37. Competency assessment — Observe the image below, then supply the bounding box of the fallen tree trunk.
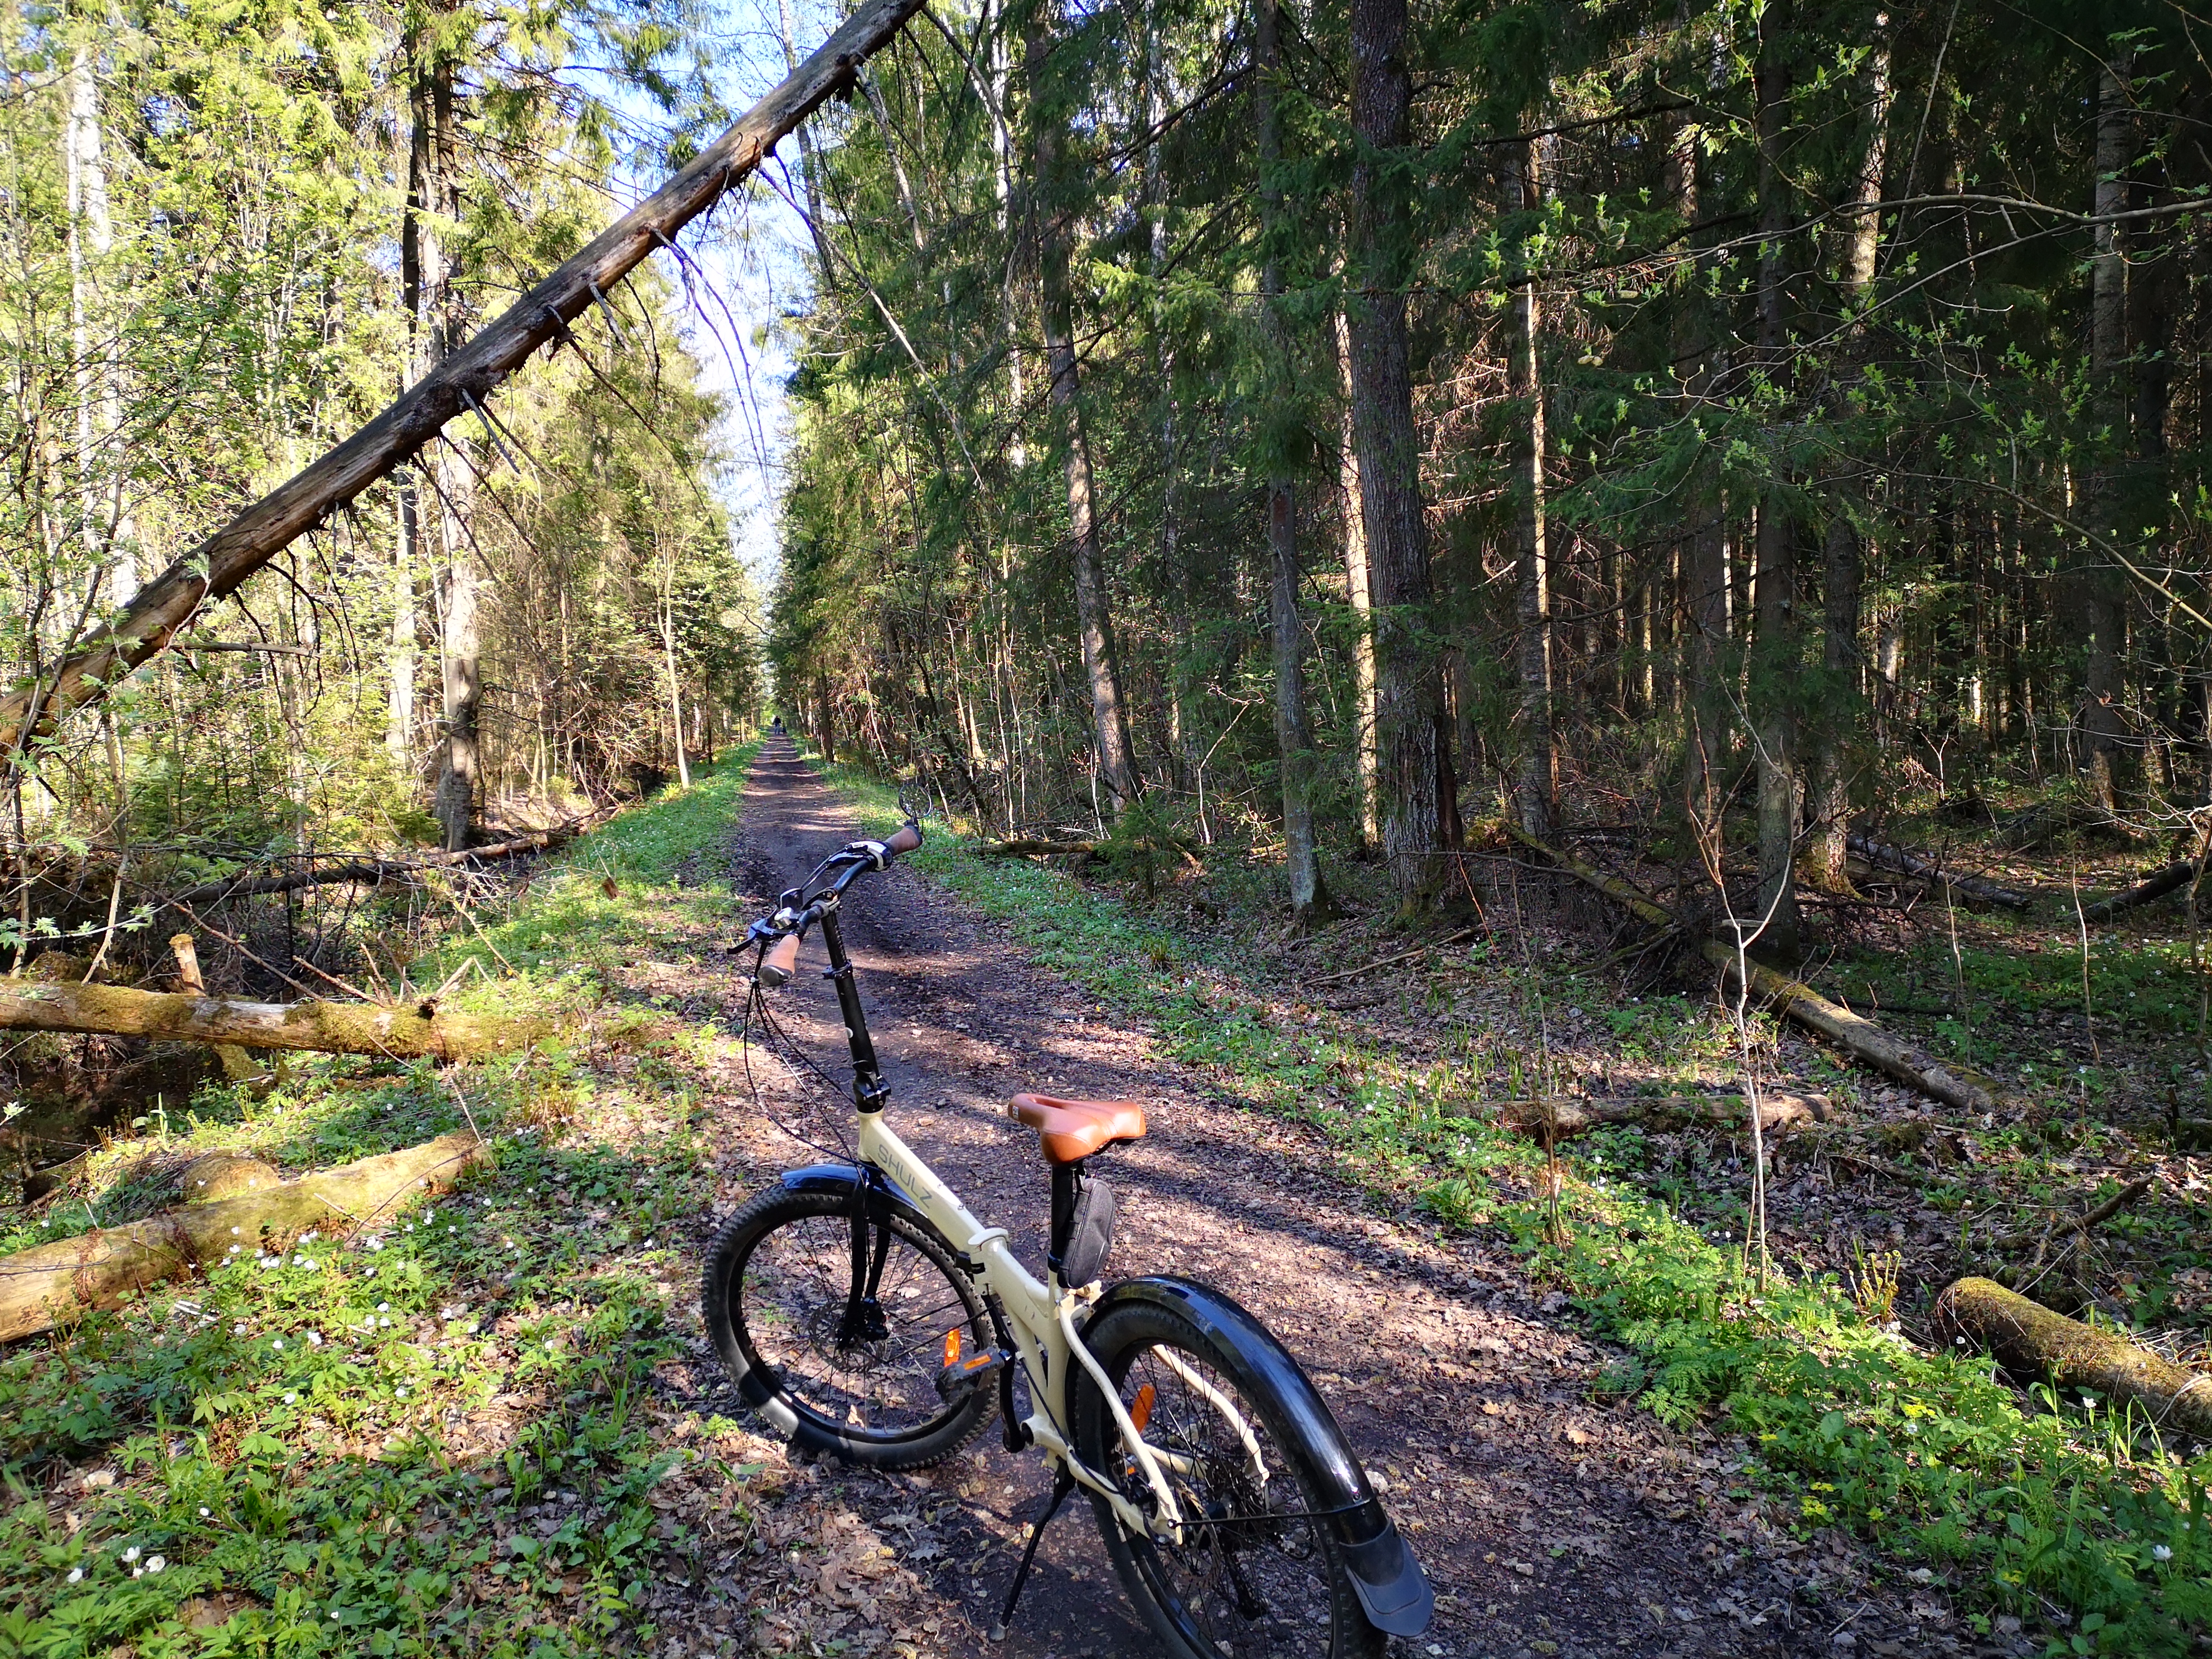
[173,809,617,906]
[2081,861,2198,923]
[0,0,926,759]
[1493,1092,1830,1139]
[1845,834,2032,909]
[978,838,1106,857]
[0,980,542,1059]
[1504,824,2000,1112]
[1933,1276,2212,1440]
[0,1132,485,1341]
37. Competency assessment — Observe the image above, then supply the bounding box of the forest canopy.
[767,0,2205,946]
[3,0,765,942]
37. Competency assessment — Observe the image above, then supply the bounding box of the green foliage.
[865,807,2212,1650]
[0,741,763,1655]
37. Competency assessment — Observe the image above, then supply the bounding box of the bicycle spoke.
[730,1205,979,1440]
[1114,1340,1338,1657]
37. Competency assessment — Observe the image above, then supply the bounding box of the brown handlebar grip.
[758,932,802,987]
[883,822,923,857]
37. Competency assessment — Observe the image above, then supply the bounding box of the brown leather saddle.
[1007,1092,1147,1165]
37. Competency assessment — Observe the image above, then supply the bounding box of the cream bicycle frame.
[855,1109,1191,1542]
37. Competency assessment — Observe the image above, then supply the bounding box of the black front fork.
[821,905,892,1343]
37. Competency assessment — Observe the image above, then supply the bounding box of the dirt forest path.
[682,739,1976,1659]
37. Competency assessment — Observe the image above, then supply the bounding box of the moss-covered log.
[1933,1277,2212,1440]
[0,1132,486,1341]
[0,979,543,1059]
[1493,1092,1829,1139]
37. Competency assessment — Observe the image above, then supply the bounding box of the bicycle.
[702,814,1433,1656]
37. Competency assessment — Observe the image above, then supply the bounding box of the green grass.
[0,748,763,1657]
[809,746,2212,1653]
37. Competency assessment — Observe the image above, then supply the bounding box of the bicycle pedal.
[935,1331,1009,1405]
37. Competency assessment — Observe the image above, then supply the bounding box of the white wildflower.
[306,1331,322,1346]
[65,1567,82,1583]
[120,1546,139,1563]
[145,1556,164,1574]
[2156,1545,2174,1561]
[198,1507,210,1517]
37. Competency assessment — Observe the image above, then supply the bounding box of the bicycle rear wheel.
[701,1183,995,1470]
[1071,1294,1386,1659]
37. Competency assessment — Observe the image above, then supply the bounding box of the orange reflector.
[943,1328,962,1368]
[1129,1382,1156,1433]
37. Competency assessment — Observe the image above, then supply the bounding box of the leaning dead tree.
[1506,825,2001,1112]
[0,0,927,762]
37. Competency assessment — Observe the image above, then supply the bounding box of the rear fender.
[1083,1275,1434,1638]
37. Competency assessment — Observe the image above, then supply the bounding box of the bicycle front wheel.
[701,1183,995,1470]
[1071,1293,1386,1659]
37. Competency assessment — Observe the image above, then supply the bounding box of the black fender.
[1081,1275,1434,1638]
[778,1161,945,1249]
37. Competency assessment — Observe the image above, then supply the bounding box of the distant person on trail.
[770,715,784,735]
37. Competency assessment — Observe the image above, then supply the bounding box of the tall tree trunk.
[1257,0,1337,925]
[1504,137,1554,837]
[1026,0,1139,814]
[386,494,415,763]
[65,37,132,601]
[409,25,480,852]
[1333,306,1380,852]
[1750,16,1801,957]
[2083,51,2133,812]
[1141,0,1192,793]
[1666,92,1728,846]
[434,457,479,847]
[1807,18,1890,891]
[661,557,691,790]
[1347,0,1440,911]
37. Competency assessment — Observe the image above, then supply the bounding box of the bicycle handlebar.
[746,819,925,988]
[757,930,803,987]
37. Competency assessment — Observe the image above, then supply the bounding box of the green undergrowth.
[0,749,765,1657]
[810,751,2212,1653]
